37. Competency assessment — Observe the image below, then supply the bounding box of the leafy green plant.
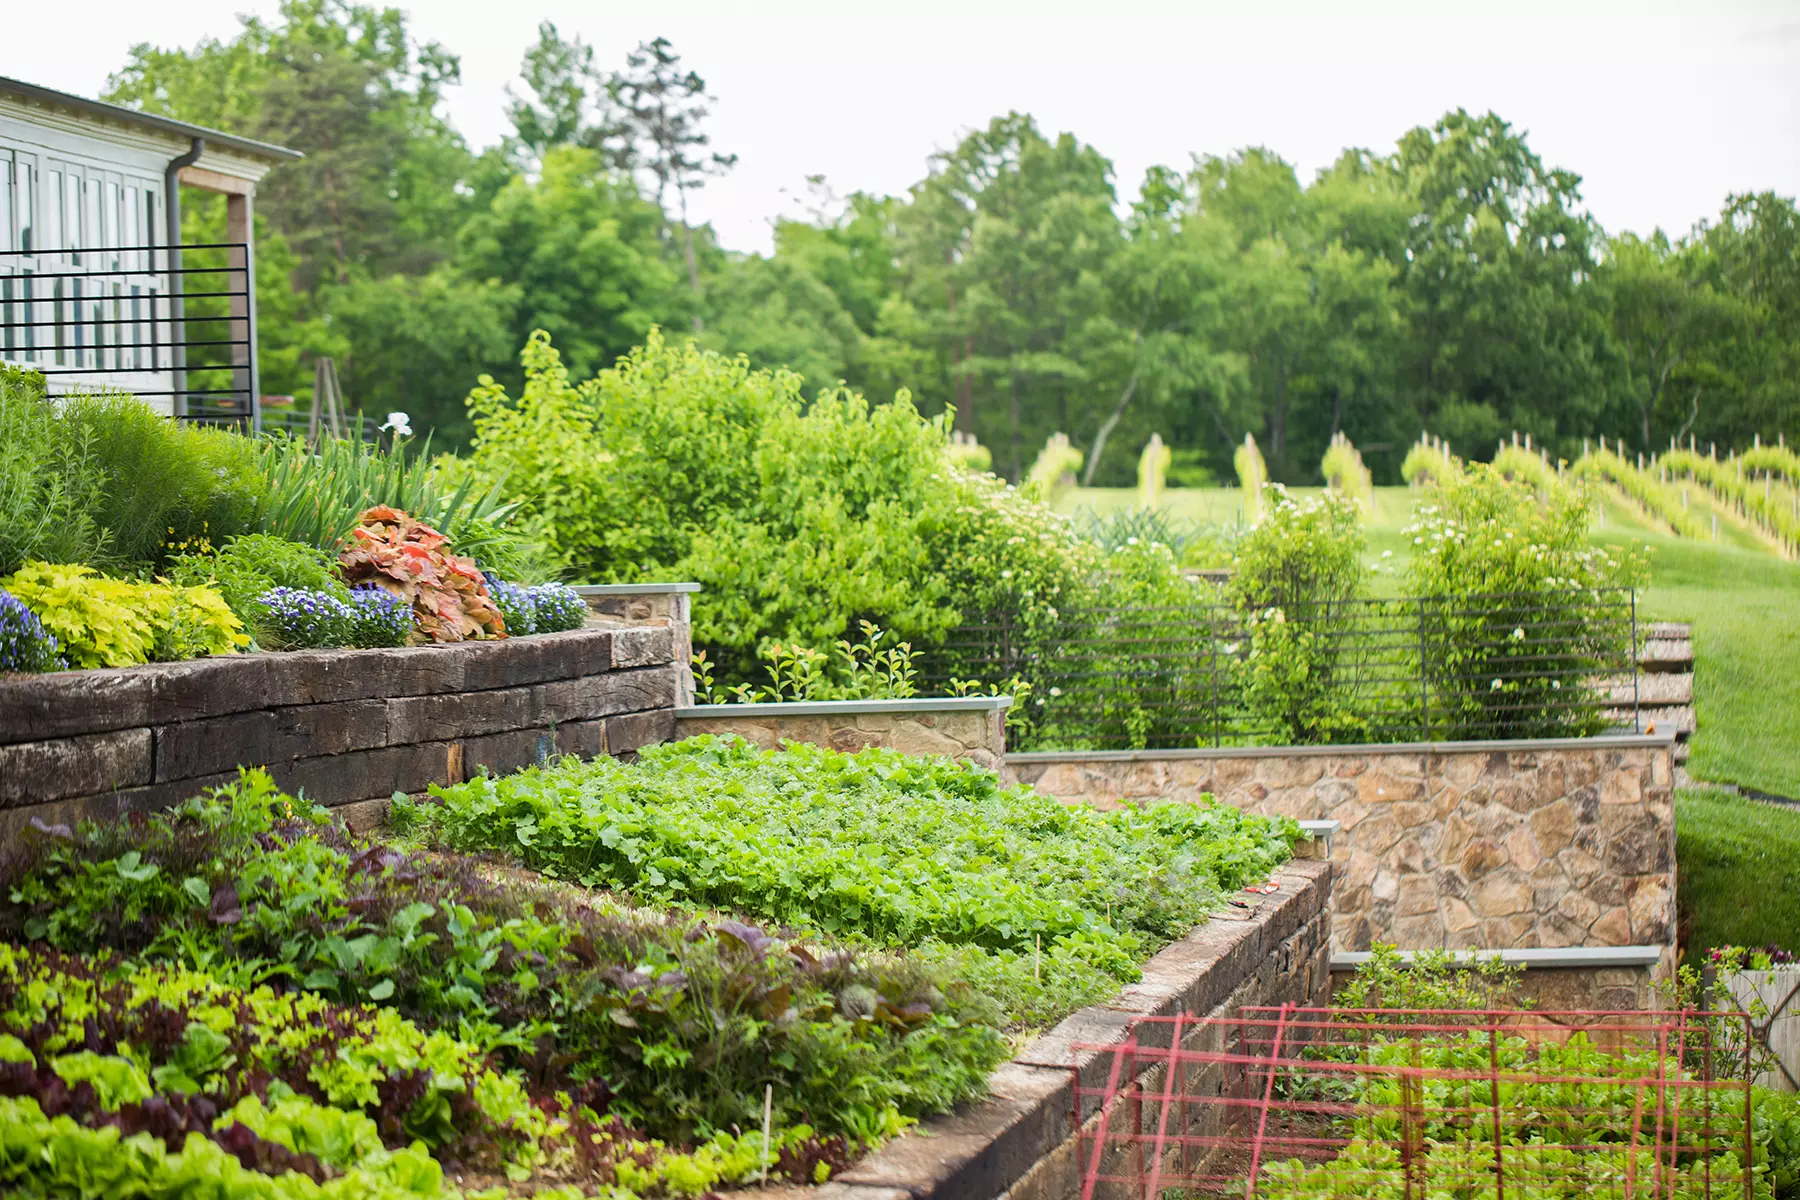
[464,330,1110,686]
[1491,441,1565,499]
[1230,486,1366,612]
[1334,942,1526,1014]
[402,736,1299,1027]
[166,533,350,636]
[338,507,505,643]
[703,622,920,703]
[1,769,1007,1151]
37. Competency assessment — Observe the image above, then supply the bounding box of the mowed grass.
[1060,484,1800,796]
[1675,788,1800,953]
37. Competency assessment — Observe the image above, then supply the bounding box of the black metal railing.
[921,588,1640,751]
[0,242,255,424]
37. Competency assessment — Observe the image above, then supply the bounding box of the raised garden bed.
[0,736,1313,1197]
[0,623,680,838]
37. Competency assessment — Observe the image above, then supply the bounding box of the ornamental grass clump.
[402,736,1300,1027]
[0,591,64,673]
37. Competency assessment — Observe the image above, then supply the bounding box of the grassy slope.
[1591,508,1800,799]
[1675,788,1800,953]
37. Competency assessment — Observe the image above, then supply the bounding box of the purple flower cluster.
[258,586,417,650]
[485,578,586,636]
[0,590,64,673]
[257,587,357,651]
[345,585,412,648]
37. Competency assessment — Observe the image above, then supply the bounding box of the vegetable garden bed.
[0,736,1304,1198]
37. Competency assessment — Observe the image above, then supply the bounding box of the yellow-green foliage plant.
[1663,445,1800,556]
[1572,447,1705,538]
[945,430,992,474]
[1137,433,1171,510]
[0,562,246,668]
[1319,432,1374,510]
[1491,437,1564,499]
[1401,434,1462,487]
[1234,433,1268,523]
[1741,438,1800,485]
[1023,432,1083,504]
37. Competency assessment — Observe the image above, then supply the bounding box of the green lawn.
[1676,788,1800,954]
[1060,483,1800,796]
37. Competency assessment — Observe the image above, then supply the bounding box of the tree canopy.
[105,4,1800,474]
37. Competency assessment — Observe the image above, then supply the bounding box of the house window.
[0,153,12,253]
[16,160,32,254]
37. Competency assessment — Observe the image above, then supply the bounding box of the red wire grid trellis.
[1072,1005,1760,1200]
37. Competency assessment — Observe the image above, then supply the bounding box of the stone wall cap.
[675,696,1012,718]
[1009,732,1677,764]
[1331,946,1665,970]
[572,582,702,595]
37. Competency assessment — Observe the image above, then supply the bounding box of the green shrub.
[1230,486,1366,612]
[401,736,1299,1027]
[0,366,107,576]
[1319,432,1373,508]
[0,562,246,668]
[1405,465,1645,738]
[56,391,264,567]
[465,330,1106,683]
[1490,442,1565,499]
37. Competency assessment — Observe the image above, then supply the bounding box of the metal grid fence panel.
[1072,1007,1757,1200]
[921,588,1640,751]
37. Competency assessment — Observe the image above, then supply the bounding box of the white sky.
[7,1,1800,254]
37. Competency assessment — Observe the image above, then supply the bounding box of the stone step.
[1601,673,1693,706]
[1640,639,1694,673]
[1645,621,1692,641]
[1603,704,1694,737]
[1675,740,1691,764]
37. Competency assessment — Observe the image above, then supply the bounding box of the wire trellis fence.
[921,588,1640,751]
[1073,1006,1759,1200]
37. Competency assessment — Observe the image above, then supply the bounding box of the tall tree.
[504,22,632,171]
[613,38,735,327]
[1392,110,1610,457]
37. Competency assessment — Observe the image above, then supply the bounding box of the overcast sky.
[7,1,1799,254]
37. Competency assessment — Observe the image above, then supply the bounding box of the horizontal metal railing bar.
[0,337,247,349]
[0,242,247,256]
[30,364,245,375]
[0,265,235,281]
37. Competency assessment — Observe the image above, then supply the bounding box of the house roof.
[0,75,302,164]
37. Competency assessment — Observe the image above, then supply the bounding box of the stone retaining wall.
[1010,736,1676,982]
[0,626,680,835]
[818,858,1333,1200]
[674,697,1011,771]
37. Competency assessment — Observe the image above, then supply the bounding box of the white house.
[0,75,299,426]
